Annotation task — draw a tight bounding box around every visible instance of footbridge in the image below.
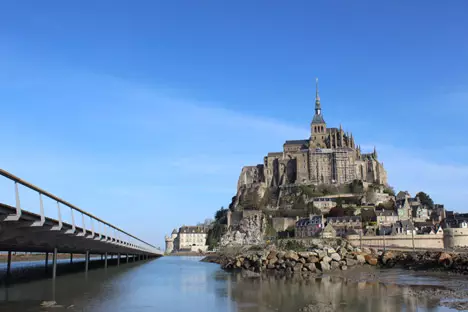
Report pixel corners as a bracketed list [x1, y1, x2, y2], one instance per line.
[0, 169, 163, 279]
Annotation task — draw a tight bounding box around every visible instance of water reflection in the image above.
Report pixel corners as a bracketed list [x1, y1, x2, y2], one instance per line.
[0, 257, 462, 311]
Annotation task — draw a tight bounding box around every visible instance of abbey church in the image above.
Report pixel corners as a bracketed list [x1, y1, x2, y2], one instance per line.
[239, 80, 388, 187]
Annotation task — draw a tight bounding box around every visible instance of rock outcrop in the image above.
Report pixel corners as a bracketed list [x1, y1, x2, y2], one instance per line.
[220, 211, 266, 246]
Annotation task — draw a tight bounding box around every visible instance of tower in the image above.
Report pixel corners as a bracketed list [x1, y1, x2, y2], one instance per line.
[310, 78, 327, 148]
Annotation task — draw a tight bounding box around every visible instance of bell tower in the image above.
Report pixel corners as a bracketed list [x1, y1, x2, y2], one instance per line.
[310, 78, 327, 148]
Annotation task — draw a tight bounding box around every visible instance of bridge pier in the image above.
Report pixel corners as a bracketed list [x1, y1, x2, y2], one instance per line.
[45, 252, 49, 272]
[126, 253, 129, 263]
[6, 251, 12, 277]
[85, 251, 89, 272]
[104, 252, 108, 268]
[52, 248, 57, 280]
[70, 253, 73, 264]
[117, 253, 120, 266]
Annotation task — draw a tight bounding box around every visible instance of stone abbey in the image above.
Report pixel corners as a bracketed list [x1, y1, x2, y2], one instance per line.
[239, 79, 388, 187]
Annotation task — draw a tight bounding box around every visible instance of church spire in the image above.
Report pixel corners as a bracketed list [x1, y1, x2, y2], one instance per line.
[311, 77, 325, 125]
[315, 77, 321, 114]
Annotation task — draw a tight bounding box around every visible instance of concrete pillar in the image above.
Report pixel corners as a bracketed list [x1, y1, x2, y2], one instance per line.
[126, 253, 129, 263]
[117, 253, 120, 266]
[45, 252, 49, 272]
[85, 251, 89, 272]
[70, 253, 73, 264]
[104, 252, 108, 268]
[6, 251, 12, 277]
[52, 248, 58, 280]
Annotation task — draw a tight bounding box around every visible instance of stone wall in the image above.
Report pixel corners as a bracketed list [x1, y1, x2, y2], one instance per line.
[444, 228, 468, 248]
[272, 217, 296, 232]
[347, 234, 445, 249]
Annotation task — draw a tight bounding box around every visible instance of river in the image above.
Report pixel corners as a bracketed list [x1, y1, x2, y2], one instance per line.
[0, 256, 465, 311]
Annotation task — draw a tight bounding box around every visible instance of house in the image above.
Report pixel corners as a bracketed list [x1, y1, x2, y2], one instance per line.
[326, 216, 362, 237]
[392, 220, 416, 235]
[322, 222, 336, 238]
[295, 215, 324, 238]
[376, 209, 398, 226]
[396, 198, 411, 221]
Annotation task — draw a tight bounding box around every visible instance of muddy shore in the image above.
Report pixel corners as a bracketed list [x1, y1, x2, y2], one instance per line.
[202, 242, 468, 311]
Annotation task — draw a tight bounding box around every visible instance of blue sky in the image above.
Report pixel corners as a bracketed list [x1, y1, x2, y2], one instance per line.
[0, 1, 467, 248]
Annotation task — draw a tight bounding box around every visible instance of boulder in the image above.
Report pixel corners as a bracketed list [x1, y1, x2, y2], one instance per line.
[285, 260, 296, 268]
[381, 251, 395, 266]
[356, 254, 366, 264]
[285, 251, 300, 261]
[331, 261, 340, 270]
[304, 263, 316, 272]
[267, 263, 275, 270]
[341, 265, 348, 271]
[294, 263, 304, 272]
[346, 258, 357, 267]
[330, 253, 341, 262]
[365, 254, 378, 266]
[438, 252, 453, 268]
[267, 251, 278, 260]
[277, 259, 285, 265]
[362, 247, 372, 254]
[277, 251, 286, 260]
[316, 250, 326, 260]
[269, 256, 278, 265]
[298, 252, 311, 258]
[322, 256, 332, 263]
[326, 248, 337, 256]
[298, 258, 306, 264]
[319, 261, 330, 271]
[307, 256, 319, 263]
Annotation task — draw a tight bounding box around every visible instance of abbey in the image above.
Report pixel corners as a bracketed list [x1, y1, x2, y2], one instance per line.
[240, 80, 387, 187]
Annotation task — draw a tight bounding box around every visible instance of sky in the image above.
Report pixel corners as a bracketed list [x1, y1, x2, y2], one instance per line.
[0, 1, 467, 248]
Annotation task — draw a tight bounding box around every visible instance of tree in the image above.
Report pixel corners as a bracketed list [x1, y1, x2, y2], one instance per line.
[416, 191, 434, 209]
[327, 206, 345, 218]
[215, 206, 228, 223]
[383, 186, 396, 197]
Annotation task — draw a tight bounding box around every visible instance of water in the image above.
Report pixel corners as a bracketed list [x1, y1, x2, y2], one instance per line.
[0, 256, 463, 311]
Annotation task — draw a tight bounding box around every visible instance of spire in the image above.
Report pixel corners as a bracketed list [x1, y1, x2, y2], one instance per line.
[314, 77, 322, 114]
[311, 77, 325, 125]
[315, 77, 320, 103]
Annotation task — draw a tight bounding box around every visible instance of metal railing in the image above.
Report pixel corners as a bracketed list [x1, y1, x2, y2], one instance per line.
[0, 168, 159, 254]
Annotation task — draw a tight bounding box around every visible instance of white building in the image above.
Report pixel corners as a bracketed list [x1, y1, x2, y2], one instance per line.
[166, 226, 209, 253]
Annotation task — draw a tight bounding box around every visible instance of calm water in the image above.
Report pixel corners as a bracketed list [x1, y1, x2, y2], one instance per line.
[0, 256, 463, 311]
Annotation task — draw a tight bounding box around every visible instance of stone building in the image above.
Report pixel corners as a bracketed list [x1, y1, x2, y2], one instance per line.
[295, 215, 324, 238]
[238, 79, 387, 188]
[164, 226, 209, 253]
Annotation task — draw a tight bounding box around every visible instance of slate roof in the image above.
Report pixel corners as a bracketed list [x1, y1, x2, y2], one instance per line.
[284, 139, 309, 145]
[312, 114, 326, 124]
[179, 226, 209, 234]
[296, 216, 323, 227]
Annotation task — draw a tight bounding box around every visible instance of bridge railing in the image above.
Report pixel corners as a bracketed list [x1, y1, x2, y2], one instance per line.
[0, 168, 159, 255]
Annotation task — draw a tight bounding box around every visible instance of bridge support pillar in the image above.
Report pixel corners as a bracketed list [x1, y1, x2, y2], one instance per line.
[104, 252, 108, 269]
[70, 253, 73, 264]
[45, 252, 49, 272]
[85, 251, 89, 272]
[126, 253, 129, 263]
[52, 248, 57, 280]
[6, 251, 12, 277]
[117, 253, 120, 266]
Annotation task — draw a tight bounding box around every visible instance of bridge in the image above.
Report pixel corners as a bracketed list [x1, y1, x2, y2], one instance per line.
[0, 169, 163, 280]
